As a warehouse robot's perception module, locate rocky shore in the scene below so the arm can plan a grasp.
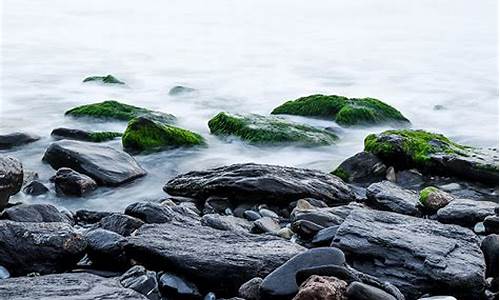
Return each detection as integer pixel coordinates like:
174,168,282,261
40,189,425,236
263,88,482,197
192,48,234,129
0,87,498,300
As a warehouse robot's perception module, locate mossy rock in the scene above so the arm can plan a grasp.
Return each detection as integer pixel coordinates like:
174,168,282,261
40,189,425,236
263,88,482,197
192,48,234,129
65,100,176,123
419,186,454,212
208,112,338,146
122,117,205,153
83,75,125,85
364,129,499,184
51,127,122,143
271,94,409,126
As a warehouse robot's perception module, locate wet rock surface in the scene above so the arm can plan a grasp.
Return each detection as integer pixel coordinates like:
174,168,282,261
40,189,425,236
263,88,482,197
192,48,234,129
436,198,498,227
1,203,72,223
0,156,23,210
366,180,420,216
332,151,386,184
0,132,40,149
54,167,98,196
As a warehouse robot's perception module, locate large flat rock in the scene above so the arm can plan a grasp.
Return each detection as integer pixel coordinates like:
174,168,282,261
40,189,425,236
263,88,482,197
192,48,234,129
332,209,486,299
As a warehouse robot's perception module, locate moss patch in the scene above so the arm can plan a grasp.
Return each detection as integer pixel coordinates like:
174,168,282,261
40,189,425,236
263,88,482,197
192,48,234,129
208,112,338,146
419,186,438,206
122,117,205,153
87,131,122,142
65,100,176,123
331,167,349,182
271,94,409,126
83,75,125,84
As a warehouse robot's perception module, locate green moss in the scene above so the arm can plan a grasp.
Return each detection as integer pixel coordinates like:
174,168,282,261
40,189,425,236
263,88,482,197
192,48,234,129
419,186,439,206
65,100,176,123
122,117,205,153
87,131,122,142
208,112,338,146
83,75,124,84
331,167,349,182
271,94,409,126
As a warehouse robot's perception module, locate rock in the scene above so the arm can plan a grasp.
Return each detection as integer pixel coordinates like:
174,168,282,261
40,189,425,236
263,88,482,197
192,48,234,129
0,132,39,149
165,163,354,205
51,127,122,142
419,186,455,212
204,292,216,300
271,94,409,126
312,225,339,246
0,221,86,275
395,169,425,189
0,266,9,279
244,210,261,221
122,116,205,153
201,214,252,232
120,265,160,300
83,74,125,84
85,229,128,270
418,297,457,300
260,247,345,299
291,219,324,239
0,272,149,299
436,198,498,227
125,219,305,295
332,151,386,184
474,222,486,234
291,208,344,227
99,213,144,236
43,140,146,186
169,85,196,95
439,182,462,192
346,281,396,300
0,156,23,210
277,227,294,239
253,216,281,233
22,180,49,195
65,100,175,123
259,208,279,219
125,201,199,224
481,234,498,278
386,166,397,182
1,203,72,223
75,209,113,224
239,277,262,300
366,181,420,216
331,208,486,299
159,272,201,299
208,112,338,146
54,167,98,196
364,129,499,184
292,275,347,300
484,215,499,234
204,197,232,214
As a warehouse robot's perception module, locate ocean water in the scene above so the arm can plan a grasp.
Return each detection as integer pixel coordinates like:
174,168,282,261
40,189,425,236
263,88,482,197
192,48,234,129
1,0,498,211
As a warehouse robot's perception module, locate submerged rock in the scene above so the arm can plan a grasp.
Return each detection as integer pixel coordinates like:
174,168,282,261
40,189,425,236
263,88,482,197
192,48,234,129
54,167,98,196
332,209,486,299
208,112,338,146
165,163,354,205
0,156,23,210
0,132,40,149
43,140,146,186
22,180,49,195
331,151,386,184
292,275,347,300
364,129,499,184
271,94,409,126
83,74,125,84
1,203,72,223
65,100,176,123
436,198,498,227
122,116,205,153
168,85,196,95
51,127,122,142
366,180,420,216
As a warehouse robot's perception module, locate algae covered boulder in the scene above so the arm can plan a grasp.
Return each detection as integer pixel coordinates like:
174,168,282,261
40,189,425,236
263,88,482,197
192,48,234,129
208,112,338,146
271,94,409,126
65,100,176,123
83,74,125,84
51,128,122,143
364,129,499,184
418,186,454,212
122,117,205,153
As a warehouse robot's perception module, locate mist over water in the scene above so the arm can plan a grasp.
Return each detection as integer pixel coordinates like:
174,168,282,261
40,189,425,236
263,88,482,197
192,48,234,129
1,0,498,211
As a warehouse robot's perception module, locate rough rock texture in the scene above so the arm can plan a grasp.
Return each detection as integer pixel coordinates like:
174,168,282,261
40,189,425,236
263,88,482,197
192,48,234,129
364,129,499,184
239,277,263,300
331,151,386,184
208,112,338,146
51,127,122,142
85,229,128,270
22,180,49,195
54,167,98,196
436,198,498,227
332,209,486,299
165,163,354,205
99,213,144,236
125,202,199,224
0,132,40,149
366,181,420,216
201,214,252,232
120,265,160,300
0,272,148,299
43,140,146,186
0,156,23,210
481,234,499,278
292,275,347,300
0,221,87,275
419,186,455,212
158,272,201,299
83,74,125,84
1,203,72,223
346,281,396,300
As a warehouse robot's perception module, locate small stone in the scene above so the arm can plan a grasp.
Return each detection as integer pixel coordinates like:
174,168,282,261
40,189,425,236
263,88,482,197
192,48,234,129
386,166,396,182
2,203,72,223
312,226,339,246
99,213,144,236
438,183,461,192
259,208,279,219
204,292,216,300
346,281,396,300
481,234,499,278
54,167,97,196
84,229,128,270
418,297,457,300
120,265,160,300
204,197,231,214
0,266,10,279
253,217,281,233
295,199,314,211
0,157,23,210
474,222,486,234
292,275,347,300
158,272,201,299
484,215,499,234
277,227,294,239
292,219,325,239
22,180,49,196
244,210,261,221
419,186,455,212
238,277,262,300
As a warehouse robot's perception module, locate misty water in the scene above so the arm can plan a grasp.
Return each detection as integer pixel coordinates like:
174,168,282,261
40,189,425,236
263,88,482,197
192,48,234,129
1,0,498,211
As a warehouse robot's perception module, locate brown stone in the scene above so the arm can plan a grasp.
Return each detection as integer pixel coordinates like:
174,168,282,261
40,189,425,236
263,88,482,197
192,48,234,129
292,275,347,300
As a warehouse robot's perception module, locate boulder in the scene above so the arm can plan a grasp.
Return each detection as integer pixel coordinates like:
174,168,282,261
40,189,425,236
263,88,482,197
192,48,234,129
484,215,499,234
239,277,263,300
364,129,499,184
346,281,396,300
65,100,175,123
208,112,338,146
481,234,498,278
169,85,196,95
43,140,146,186
83,74,125,84
120,265,160,300
1,203,72,223
22,180,49,195
419,186,455,212
292,275,347,300
125,201,199,224
0,221,86,275
366,181,420,216
0,272,149,299
75,209,113,224
99,213,144,236
436,198,498,227
0,156,23,210
331,151,386,184
158,272,201,299
54,167,98,196
201,214,252,232
332,209,486,299
164,163,354,205
122,116,205,153
312,226,339,246
51,127,122,142
85,229,128,270
0,132,40,149
271,94,409,126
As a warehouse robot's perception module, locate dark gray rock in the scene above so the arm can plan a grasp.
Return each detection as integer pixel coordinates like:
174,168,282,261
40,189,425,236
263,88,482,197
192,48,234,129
1,203,72,223
484,215,499,234
437,198,498,227
332,208,486,299
54,167,98,196
239,277,262,300
120,265,160,300
42,140,146,186
291,220,324,240
366,181,420,216
0,132,39,149
0,156,23,210
312,226,339,246
22,180,49,195
331,151,386,184
0,221,86,275
85,229,128,270
346,281,396,300
395,169,425,189
201,214,252,232
125,202,199,224
260,247,345,299
169,85,196,96
291,209,343,228
244,210,261,221
164,163,354,205
51,127,121,142
75,209,113,224
481,234,498,278
259,208,279,219
159,272,201,299
253,216,281,234
99,213,144,236
0,272,148,299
